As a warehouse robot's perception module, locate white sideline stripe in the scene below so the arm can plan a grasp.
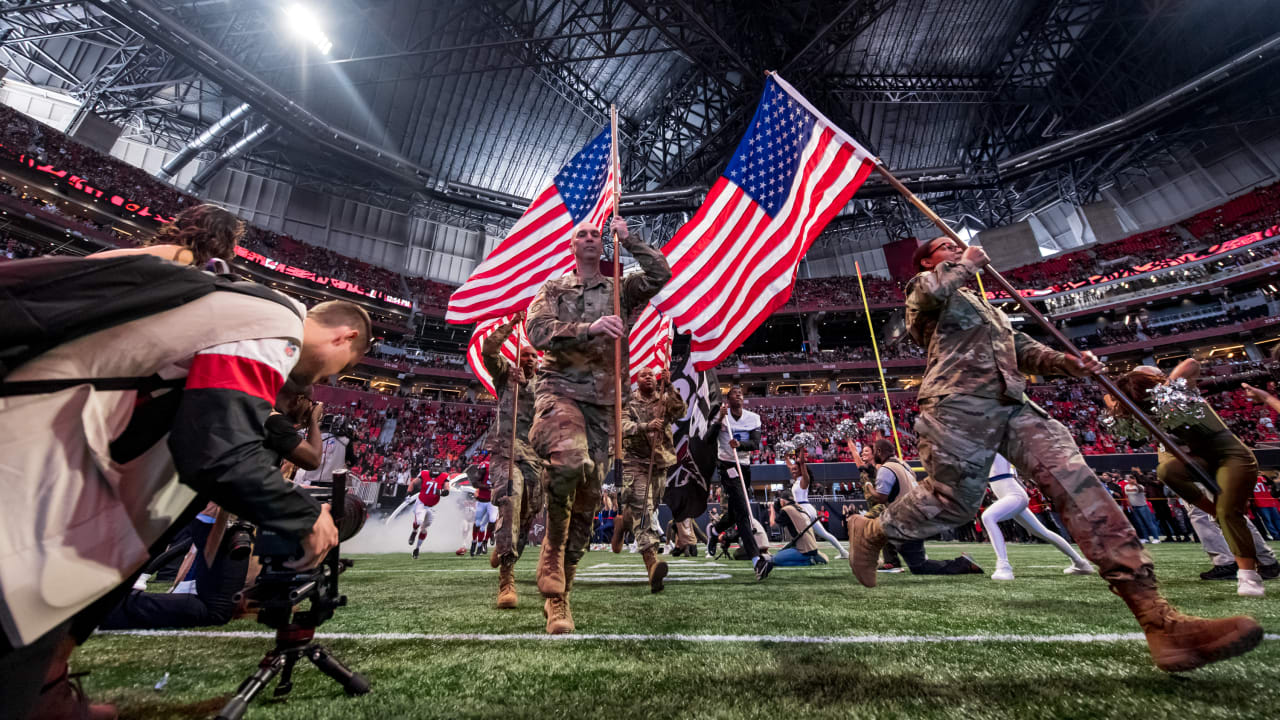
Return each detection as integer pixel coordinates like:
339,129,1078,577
100,629,1280,645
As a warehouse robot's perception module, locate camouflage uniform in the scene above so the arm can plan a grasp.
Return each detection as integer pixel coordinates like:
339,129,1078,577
620,386,686,551
526,237,670,590
877,258,1153,584
482,319,544,562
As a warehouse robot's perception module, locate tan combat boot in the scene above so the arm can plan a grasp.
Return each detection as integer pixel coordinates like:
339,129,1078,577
846,514,888,588
1112,578,1263,672
544,595,574,634
489,545,500,569
496,560,518,609
642,547,668,594
537,514,569,596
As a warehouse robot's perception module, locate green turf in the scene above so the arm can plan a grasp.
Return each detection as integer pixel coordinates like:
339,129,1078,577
76,542,1279,719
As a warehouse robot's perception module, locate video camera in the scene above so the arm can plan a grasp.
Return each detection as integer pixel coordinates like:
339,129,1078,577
217,470,370,720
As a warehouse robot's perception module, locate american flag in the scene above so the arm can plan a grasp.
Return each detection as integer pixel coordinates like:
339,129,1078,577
446,125,616,325
466,313,534,397
627,302,673,384
652,75,877,369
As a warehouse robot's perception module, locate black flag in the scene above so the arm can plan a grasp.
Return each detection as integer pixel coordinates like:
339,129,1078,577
662,335,721,521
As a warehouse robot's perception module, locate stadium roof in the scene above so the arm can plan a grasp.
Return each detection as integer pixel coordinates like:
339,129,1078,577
3,0,1279,252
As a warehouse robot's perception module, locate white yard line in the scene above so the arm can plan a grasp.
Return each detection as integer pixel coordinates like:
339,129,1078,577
101,629,1280,645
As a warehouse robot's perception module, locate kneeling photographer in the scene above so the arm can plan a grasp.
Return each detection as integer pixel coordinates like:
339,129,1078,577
0,233,371,720
101,382,328,632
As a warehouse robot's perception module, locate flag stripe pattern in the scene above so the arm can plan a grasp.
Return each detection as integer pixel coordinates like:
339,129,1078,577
652,75,877,370
628,303,674,383
447,126,615,325
466,314,533,397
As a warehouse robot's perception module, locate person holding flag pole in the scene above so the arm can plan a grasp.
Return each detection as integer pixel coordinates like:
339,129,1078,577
478,312,544,610
844,190,1263,671
525,106,671,634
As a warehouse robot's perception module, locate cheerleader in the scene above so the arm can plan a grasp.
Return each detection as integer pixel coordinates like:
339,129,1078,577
982,454,1094,580
788,447,849,559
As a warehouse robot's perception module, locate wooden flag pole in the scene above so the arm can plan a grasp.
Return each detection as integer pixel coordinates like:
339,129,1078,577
854,260,903,459
507,315,523,508
611,106,624,478
874,164,1219,492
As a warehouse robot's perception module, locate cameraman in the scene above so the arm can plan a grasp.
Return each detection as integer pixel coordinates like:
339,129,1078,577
99,381,328,631
0,293,369,720
771,490,828,566
294,409,357,486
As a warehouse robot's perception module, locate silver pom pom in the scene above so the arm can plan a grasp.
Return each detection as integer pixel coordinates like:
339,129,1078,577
836,418,858,440
860,410,891,433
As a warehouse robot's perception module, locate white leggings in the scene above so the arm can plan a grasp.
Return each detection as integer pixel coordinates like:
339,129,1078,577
983,477,1086,567
800,503,848,556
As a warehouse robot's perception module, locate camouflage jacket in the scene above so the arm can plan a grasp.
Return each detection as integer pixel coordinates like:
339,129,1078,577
621,387,687,466
906,259,1065,401
481,319,537,457
525,237,671,404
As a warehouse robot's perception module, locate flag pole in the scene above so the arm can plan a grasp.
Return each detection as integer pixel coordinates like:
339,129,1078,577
610,105,624,482
507,314,523,515
854,261,903,459
873,164,1219,492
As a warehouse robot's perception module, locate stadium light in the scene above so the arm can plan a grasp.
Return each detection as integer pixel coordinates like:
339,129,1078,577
284,3,333,55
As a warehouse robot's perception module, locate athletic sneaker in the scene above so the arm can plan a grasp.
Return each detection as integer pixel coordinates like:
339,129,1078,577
960,553,984,574
1238,569,1265,597
1064,560,1095,575
876,563,903,573
1200,563,1238,581
1259,562,1280,580
706,549,715,559
412,548,420,560
408,529,416,546
991,561,1015,581
754,555,774,582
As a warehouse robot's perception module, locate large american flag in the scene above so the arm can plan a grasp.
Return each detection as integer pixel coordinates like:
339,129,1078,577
466,313,533,397
652,74,877,369
627,302,673,384
446,126,615,325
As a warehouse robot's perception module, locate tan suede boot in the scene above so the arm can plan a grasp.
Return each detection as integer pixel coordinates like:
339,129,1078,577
1112,578,1263,672
846,514,888,588
642,547,668,594
537,510,569,596
496,560,518,609
544,595,574,634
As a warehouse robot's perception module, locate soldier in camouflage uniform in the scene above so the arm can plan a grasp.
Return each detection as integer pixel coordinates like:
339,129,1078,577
845,236,1261,672
620,365,686,593
481,313,544,609
525,215,671,634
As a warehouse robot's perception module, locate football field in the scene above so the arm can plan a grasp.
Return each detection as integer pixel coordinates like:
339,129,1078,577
81,542,1278,719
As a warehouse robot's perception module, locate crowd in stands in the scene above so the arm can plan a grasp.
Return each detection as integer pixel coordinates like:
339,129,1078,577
739,358,1280,465
0,104,456,309
1,232,43,261
792,274,901,307
320,397,494,484
720,340,926,370
1073,302,1272,350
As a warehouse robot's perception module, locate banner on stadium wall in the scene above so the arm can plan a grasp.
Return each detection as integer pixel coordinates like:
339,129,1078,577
234,246,413,308
990,223,1280,299
0,142,175,225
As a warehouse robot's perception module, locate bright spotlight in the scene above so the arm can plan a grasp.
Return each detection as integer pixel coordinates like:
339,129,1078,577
285,3,333,55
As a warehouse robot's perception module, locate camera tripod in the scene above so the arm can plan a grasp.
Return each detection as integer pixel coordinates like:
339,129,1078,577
215,613,369,720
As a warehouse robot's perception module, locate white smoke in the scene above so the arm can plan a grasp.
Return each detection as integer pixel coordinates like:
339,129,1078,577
346,486,479,555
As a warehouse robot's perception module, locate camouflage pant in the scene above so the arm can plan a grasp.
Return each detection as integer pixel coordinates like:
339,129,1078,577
879,393,1153,583
620,457,668,551
491,445,545,562
529,392,611,573
1157,438,1259,562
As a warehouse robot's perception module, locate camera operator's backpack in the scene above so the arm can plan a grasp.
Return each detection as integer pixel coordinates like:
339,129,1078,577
0,253,301,396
